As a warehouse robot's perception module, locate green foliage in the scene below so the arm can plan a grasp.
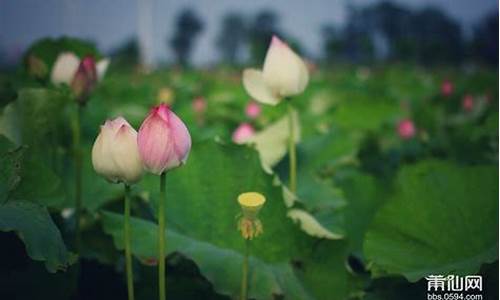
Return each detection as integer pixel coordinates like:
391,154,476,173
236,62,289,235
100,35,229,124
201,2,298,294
103,141,363,300
0,38,498,299
0,200,76,272
364,160,498,281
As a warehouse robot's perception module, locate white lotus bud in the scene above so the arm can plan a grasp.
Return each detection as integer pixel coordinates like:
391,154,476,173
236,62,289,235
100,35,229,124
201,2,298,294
51,52,80,85
96,58,110,81
243,36,309,105
92,117,143,184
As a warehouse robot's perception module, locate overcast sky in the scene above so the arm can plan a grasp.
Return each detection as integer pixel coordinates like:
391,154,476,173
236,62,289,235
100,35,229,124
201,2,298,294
1,0,497,64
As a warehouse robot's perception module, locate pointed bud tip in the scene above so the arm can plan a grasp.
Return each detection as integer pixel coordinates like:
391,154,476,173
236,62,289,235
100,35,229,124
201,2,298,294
271,35,286,47
153,103,171,121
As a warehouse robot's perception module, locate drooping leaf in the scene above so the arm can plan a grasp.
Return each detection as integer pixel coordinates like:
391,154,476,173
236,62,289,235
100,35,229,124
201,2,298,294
246,109,300,172
0,200,76,272
364,160,499,281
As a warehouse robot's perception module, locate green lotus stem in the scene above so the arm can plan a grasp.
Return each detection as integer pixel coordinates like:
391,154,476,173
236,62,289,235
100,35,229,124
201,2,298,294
240,238,250,300
72,105,83,253
158,172,166,300
124,184,135,300
287,103,297,194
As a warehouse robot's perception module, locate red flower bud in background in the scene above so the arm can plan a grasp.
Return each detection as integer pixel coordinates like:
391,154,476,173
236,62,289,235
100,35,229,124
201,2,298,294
441,79,454,97
245,101,261,119
137,104,191,175
192,96,207,114
71,56,98,104
462,94,474,112
232,123,255,144
397,119,416,140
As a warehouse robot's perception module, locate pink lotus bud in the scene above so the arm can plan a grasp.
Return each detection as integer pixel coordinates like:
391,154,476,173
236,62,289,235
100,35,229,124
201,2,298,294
192,97,207,113
137,104,191,175
397,119,416,140
232,123,255,144
462,94,474,112
441,79,453,97
245,101,261,119
71,56,98,104
92,117,143,184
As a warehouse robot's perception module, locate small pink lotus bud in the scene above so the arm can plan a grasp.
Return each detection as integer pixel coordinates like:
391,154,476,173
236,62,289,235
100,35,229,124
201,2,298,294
462,94,474,112
441,79,453,97
232,123,255,144
71,56,97,104
245,101,261,119
192,97,207,113
137,104,191,175
92,117,143,184
397,119,416,140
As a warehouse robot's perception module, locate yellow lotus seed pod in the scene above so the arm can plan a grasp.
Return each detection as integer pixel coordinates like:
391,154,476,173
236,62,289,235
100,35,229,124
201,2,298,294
238,192,266,220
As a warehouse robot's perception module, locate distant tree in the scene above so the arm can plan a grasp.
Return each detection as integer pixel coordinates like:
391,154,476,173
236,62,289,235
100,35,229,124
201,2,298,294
321,1,465,65
410,7,464,64
110,38,139,67
169,9,204,66
322,25,345,63
361,1,415,61
215,13,247,65
340,6,375,63
470,13,498,66
248,10,281,63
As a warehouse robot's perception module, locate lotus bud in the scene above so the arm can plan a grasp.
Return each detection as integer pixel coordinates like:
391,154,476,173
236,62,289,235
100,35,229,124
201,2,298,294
96,58,110,81
462,95,474,112
137,104,191,175
71,56,98,104
242,35,309,105
232,123,255,144
192,96,207,114
441,79,454,97
51,52,80,86
245,101,261,119
92,117,143,184
397,119,416,140
237,192,266,240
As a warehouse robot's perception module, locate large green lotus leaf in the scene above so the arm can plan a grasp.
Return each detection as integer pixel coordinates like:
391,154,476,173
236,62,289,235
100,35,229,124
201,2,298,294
288,173,346,239
280,131,361,240
298,130,360,173
0,200,75,272
0,135,22,202
334,100,399,131
0,88,67,146
336,171,388,255
9,152,65,208
0,134,64,207
102,141,362,299
364,160,498,281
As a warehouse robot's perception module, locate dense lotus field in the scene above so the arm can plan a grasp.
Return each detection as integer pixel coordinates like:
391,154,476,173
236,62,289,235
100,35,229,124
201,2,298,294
0,38,498,300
